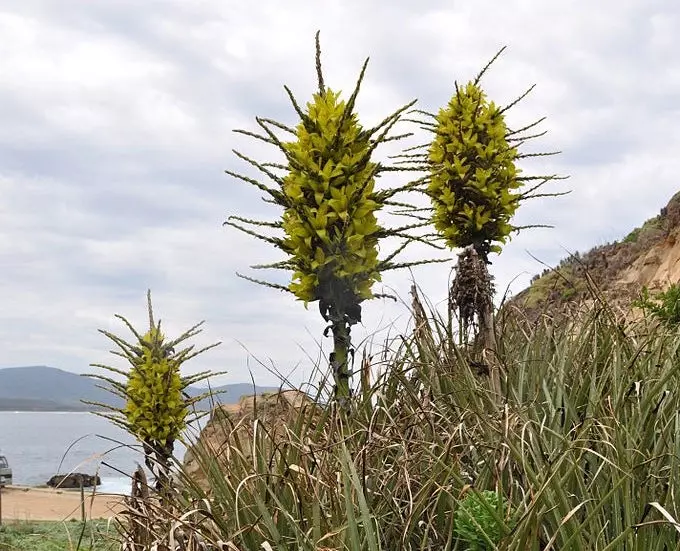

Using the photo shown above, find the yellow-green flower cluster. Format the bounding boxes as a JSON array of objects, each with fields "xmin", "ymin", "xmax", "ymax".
[
  {"xmin": 428, "ymin": 81, "xmax": 521, "ymax": 257},
  {"xmin": 124, "ymin": 327, "xmax": 186, "ymax": 444},
  {"xmin": 281, "ymin": 89, "xmax": 381, "ymax": 307}
]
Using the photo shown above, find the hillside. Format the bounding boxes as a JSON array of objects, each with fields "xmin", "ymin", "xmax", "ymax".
[
  {"xmin": 510, "ymin": 190, "xmax": 680, "ymax": 317},
  {"xmin": 0, "ymin": 366, "xmax": 277, "ymax": 411}
]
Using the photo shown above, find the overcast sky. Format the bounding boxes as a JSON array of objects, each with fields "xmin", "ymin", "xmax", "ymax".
[{"xmin": 0, "ymin": 0, "xmax": 678, "ymax": 388}]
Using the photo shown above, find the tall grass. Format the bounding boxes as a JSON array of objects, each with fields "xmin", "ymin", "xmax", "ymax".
[
  {"xmin": 0, "ymin": 520, "xmax": 117, "ymax": 551},
  {"xmin": 117, "ymin": 290, "xmax": 680, "ymax": 550}
]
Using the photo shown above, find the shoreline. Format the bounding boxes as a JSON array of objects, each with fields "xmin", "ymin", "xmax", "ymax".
[{"xmin": 0, "ymin": 485, "xmax": 125, "ymax": 521}]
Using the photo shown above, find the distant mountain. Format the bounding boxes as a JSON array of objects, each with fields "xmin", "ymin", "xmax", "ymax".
[{"xmin": 0, "ymin": 366, "xmax": 278, "ymax": 412}]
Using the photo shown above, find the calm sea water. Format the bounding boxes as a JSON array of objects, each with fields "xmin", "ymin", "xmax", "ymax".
[{"xmin": 0, "ymin": 412, "xmax": 193, "ymax": 494}]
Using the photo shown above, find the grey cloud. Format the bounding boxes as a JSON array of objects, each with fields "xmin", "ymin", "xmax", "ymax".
[{"xmin": 0, "ymin": 0, "xmax": 679, "ymax": 388}]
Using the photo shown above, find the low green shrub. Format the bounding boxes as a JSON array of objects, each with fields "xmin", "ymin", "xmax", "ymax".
[
  {"xmin": 634, "ymin": 283, "xmax": 680, "ymax": 326},
  {"xmin": 454, "ymin": 490, "xmax": 513, "ymax": 550}
]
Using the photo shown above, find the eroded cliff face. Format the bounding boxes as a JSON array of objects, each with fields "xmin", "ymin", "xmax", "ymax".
[
  {"xmin": 618, "ymin": 231, "xmax": 680, "ymax": 289},
  {"xmin": 511, "ymin": 191, "xmax": 680, "ymax": 317}
]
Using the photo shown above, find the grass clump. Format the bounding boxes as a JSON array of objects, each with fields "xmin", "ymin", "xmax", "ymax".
[{"xmin": 0, "ymin": 520, "xmax": 116, "ymax": 551}]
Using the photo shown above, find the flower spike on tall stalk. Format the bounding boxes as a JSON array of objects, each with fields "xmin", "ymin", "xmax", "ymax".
[
  {"xmin": 224, "ymin": 32, "xmax": 446, "ymax": 407},
  {"xmin": 398, "ymin": 47, "xmax": 568, "ymax": 398},
  {"xmin": 83, "ymin": 290, "xmax": 221, "ymax": 498}
]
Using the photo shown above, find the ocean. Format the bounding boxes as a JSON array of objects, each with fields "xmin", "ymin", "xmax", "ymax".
[{"xmin": 0, "ymin": 412, "xmax": 195, "ymax": 495}]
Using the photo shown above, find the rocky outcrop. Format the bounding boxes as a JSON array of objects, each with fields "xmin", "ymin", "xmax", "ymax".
[
  {"xmin": 511, "ymin": 190, "xmax": 680, "ymax": 318},
  {"xmin": 47, "ymin": 473, "xmax": 101, "ymax": 489},
  {"xmin": 182, "ymin": 390, "xmax": 319, "ymax": 491}
]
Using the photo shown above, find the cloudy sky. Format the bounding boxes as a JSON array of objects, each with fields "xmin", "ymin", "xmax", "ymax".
[{"xmin": 0, "ymin": 0, "xmax": 677, "ymax": 388}]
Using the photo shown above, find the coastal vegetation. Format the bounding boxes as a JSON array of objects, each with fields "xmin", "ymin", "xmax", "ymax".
[
  {"xmin": 89, "ymin": 290, "xmax": 680, "ymax": 550},
  {"xmin": 70, "ymin": 34, "xmax": 680, "ymax": 551}
]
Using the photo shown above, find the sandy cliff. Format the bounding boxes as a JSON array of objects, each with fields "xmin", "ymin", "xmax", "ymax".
[{"xmin": 511, "ymin": 190, "xmax": 680, "ymax": 316}]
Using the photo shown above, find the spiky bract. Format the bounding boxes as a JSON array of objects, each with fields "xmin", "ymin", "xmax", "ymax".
[
  {"xmin": 428, "ymin": 81, "xmax": 520, "ymax": 258},
  {"xmin": 224, "ymin": 63, "xmax": 428, "ymax": 323},
  {"xmin": 397, "ymin": 48, "xmax": 566, "ymax": 261},
  {"xmin": 281, "ymin": 89, "xmax": 382, "ymax": 320},
  {"xmin": 86, "ymin": 290, "xmax": 221, "ymax": 456},
  {"xmin": 123, "ymin": 326, "xmax": 186, "ymax": 444}
]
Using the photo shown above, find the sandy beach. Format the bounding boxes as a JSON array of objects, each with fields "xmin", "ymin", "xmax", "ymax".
[{"xmin": 0, "ymin": 485, "xmax": 124, "ymax": 522}]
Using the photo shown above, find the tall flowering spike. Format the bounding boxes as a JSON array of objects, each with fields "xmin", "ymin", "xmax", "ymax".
[
  {"xmin": 397, "ymin": 47, "xmax": 566, "ymax": 262},
  {"xmin": 124, "ymin": 326, "xmax": 186, "ymax": 445},
  {"xmin": 428, "ymin": 81, "xmax": 521, "ymax": 259},
  {"xmin": 281, "ymin": 88, "xmax": 381, "ymax": 317},
  {"xmin": 224, "ymin": 32, "xmax": 444, "ymax": 404},
  {"xmin": 85, "ymin": 290, "xmax": 221, "ymax": 495},
  {"xmin": 400, "ymin": 48, "xmax": 565, "ymax": 400}
]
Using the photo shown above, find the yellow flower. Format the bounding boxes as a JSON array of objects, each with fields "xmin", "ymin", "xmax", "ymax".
[{"xmin": 428, "ymin": 80, "xmax": 520, "ymax": 258}]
